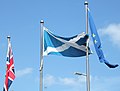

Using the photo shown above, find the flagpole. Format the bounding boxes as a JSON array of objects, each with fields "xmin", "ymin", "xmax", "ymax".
[
  {"xmin": 7, "ymin": 36, "xmax": 11, "ymax": 43},
  {"xmin": 7, "ymin": 36, "xmax": 10, "ymax": 91},
  {"xmin": 40, "ymin": 20, "xmax": 44, "ymax": 91},
  {"xmin": 84, "ymin": 1, "xmax": 90, "ymax": 91}
]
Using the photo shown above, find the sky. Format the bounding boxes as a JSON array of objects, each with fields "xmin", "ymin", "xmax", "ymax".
[{"xmin": 0, "ymin": 0, "xmax": 120, "ymax": 91}]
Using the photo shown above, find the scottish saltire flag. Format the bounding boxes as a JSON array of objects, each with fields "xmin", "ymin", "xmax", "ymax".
[
  {"xmin": 43, "ymin": 27, "xmax": 91, "ymax": 57},
  {"xmin": 88, "ymin": 9, "xmax": 118, "ymax": 68},
  {"xmin": 3, "ymin": 39, "xmax": 15, "ymax": 91}
]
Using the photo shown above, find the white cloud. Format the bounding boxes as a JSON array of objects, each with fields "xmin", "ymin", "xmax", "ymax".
[
  {"xmin": 98, "ymin": 23, "xmax": 120, "ymax": 47},
  {"xmin": 16, "ymin": 67, "xmax": 33, "ymax": 77},
  {"xmin": 44, "ymin": 74, "xmax": 86, "ymax": 91},
  {"xmin": 58, "ymin": 77, "xmax": 79, "ymax": 86},
  {"xmin": 44, "ymin": 74, "xmax": 57, "ymax": 86},
  {"xmin": 44, "ymin": 74, "xmax": 86, "ymax": 86},
  {"xmin": 44, "ymin": 74, "xmax": 120, "ymax": 91}
]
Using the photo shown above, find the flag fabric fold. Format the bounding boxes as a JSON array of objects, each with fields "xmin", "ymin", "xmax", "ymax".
[
  {"xmin": 43, "ymin": 27, "xmax": 91, "ymax": 57},
  {"xmin": 88, "ymin": 9, "xmax": 118, "ymax": 68},
  {"xmin": 3, "ymin": 39, "xmax": 15, "ymax": 91}
]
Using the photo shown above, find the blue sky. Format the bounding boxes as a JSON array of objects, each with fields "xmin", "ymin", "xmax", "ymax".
[{"xmin": 0, "ymin": 0, "xmax": 120, "ymax": 91}]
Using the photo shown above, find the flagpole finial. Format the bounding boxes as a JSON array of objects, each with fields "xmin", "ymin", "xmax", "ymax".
[
  {"xmin": 7, "ymin": 36, "xmax": 11, "ymax": 39},
  {"xmin": 7, "ymin": 36, "xmax": 11, "ymax": 42},
  {"xmin": 84, "ymin": 1, "xmax": 88, "ymax": 5},
  {"xmin": 40, "ymin": 20, "xmax": 44, "ymax": 24}
]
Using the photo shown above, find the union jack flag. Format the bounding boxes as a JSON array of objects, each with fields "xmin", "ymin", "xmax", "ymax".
[{"xmin": 3, "ymin": 37, "xmax": 15, "ymax": 91}]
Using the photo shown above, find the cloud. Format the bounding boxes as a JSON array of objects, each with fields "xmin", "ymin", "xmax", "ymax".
[
  {"xmin": 44, "ymin": 74, "xmax": 57, "ymax": 86},
  {"xmin": 98, "ymin": 23, "xmax": 120, "ymax": 47},
  {"xmin": 44, "ymin": 74, "xmax": 86, "ymax": 86},
  {"xmin": 58, "ymin": 77, "xmax": 79, "ymax": 86},
  {"xmin": 16, "ymin": 67, "xmax": 33, "ymax": 77},
  {"xmin": 44, "ymin": 74, "xmax": 120, "ymax": 91},
  {"xmin": 44, "ymin": 74, "xmax": 86, "ymax": 91}
]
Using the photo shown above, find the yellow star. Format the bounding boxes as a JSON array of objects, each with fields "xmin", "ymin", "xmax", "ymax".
[
  {"xmin": 92, "ymin": 33, "xmax": 96, "ymax": 38},
  {"xmin": 94, "ymin": 40, "xmax": 97, "ymax": 44}
]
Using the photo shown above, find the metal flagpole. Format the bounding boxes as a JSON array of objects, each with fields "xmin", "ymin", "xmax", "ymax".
[
  {"xmin": 40, "ymin": 20, "xmax": 44, "ymax": 91},
  {"xmin": 84, "ymin": 1, "xmax": 90, "ymax": 91},
  {"xmin": 7, "ymin": 36, "xmax": 10, "ymax": 73},
  {"xmin": 7, "ymin": 36, "xmax": 11, "ymax": 44}
]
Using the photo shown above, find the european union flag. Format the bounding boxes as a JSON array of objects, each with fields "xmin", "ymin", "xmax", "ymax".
[
  {"xmin": 88, "ymin": 9, "xmax": 118, "ymax": 68},
  {"xmin": 43, "ymin": 27, "xmax": 91, "ymax": 57}
]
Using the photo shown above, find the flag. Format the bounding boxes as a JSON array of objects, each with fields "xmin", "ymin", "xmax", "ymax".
[
  {"xmin": 88, "ymin": 9, "xmax": 118, "ymax": 68},
  {"xmin": 43, "ymin": 27, "xmax": 91, "ymax": 57},
  {"xmin": 3, "ymin": 38, "xmax": 15, "ymax": 91}
]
